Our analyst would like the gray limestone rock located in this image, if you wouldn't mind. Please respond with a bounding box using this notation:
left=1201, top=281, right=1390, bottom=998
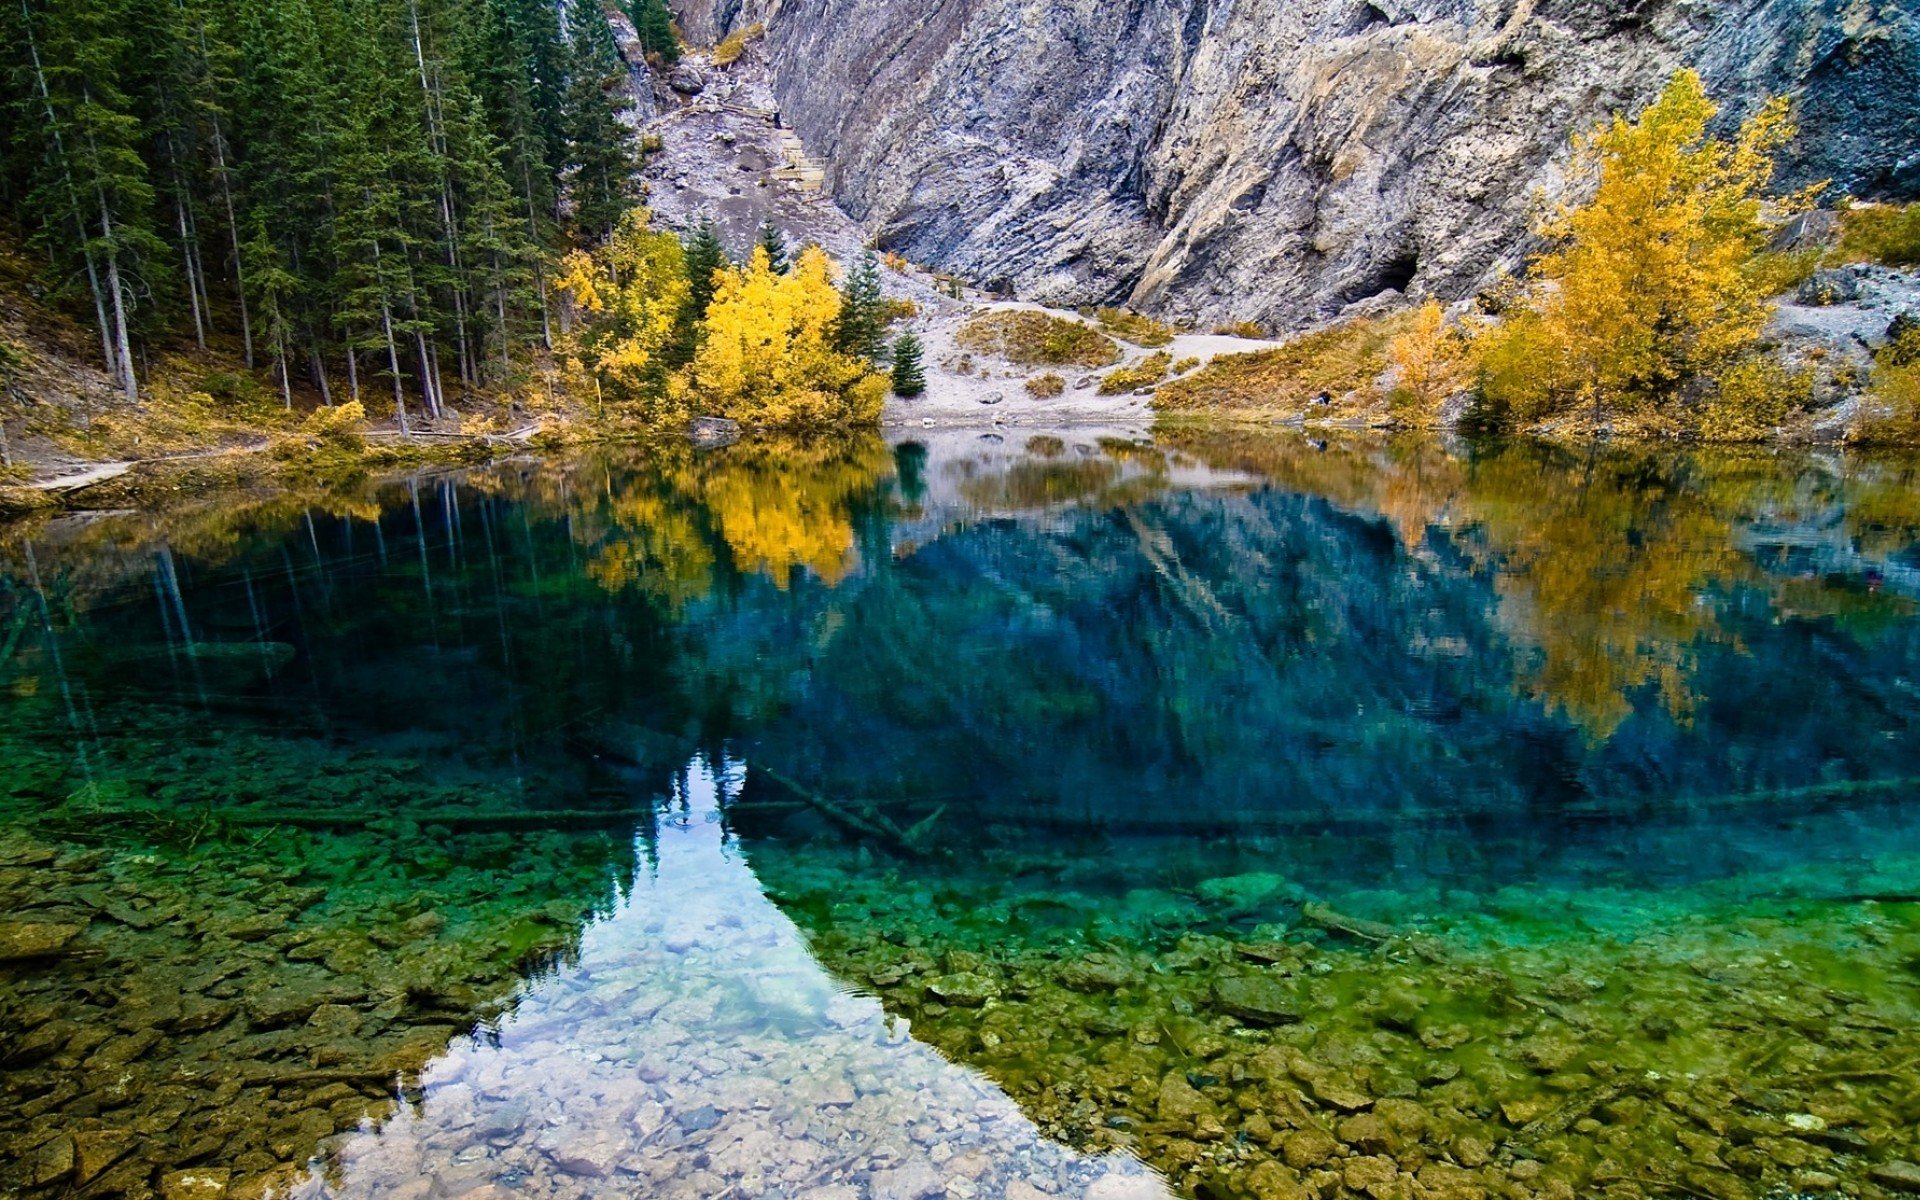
left=674, top=0, right=1918, bottom=331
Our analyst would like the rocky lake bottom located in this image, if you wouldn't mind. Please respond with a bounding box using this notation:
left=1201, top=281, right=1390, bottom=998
left=3, top=431, right=1920, bottom=1200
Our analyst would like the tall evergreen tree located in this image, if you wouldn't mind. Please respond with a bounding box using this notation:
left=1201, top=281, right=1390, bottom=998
left=670, top=214, right=726, bottom=365
left=560, top=4, right=637, bottom=246
left=629, top=0, right=677, bottom=64
left=0, top=0, right=645, bottom=414
left=891, top=330, right=926, bottom=397
left=836, top=247, right=885, bottom=364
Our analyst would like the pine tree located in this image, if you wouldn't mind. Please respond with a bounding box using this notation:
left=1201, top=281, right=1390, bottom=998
left=835, top=247, right=885, bottom=364
left=630, top=0, right=677, bottom=64
left=755, top=217, right=787, bottom=274
left=890, top=330, right=926, bottom=398
left=560, top=3, right=637, bottom=246
left=669, top=214, right=725, bottom=365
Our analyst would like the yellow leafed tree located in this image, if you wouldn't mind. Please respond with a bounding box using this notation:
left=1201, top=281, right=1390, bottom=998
left=689, top=245, right=887, bottom=430
left=1477, top=70, right=1810, bottom=434
left=555, top=208, right=691, bottom=421
left=1386, top=300, right=1475, bottom=427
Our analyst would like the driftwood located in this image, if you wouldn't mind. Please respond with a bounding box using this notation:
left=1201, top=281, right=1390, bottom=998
left=49, top=806, right=650, bottom=834
left=1515, top=1080, right=1635, bottom=1142
left=1301, top=902, right=1397, bottom=942
left=755, top=767, right=934, bottom=857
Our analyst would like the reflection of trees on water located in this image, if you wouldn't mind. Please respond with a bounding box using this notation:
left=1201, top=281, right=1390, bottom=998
left=3, top=432, right=1919, bottom=892
left=1167, top=430, right=1920, bottom=736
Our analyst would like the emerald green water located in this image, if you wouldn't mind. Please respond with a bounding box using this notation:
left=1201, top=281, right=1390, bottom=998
left=3, top=429, right=1919, bottom=1200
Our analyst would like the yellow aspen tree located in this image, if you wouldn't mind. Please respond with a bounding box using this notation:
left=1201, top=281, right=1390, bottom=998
left=1387, top=300, right=1475, bottom=427
left=555, top=208, right=690, bottom=419
left=1478, top=71, right=1812, bottom=433
left=690, top=245, right=887, bottom=429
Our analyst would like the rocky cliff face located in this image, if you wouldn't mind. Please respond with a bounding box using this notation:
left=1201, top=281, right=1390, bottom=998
left=672, top=0, right=1918, bottom=330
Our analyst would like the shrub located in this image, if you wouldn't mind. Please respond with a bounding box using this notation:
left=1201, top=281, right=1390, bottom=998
left=1744, top=248, right=1824, bottom=297
left=1854, top=321, right=1920, bottom=444
left=302, top=400, right=368, bottom=448
left=1832, top=202, right=1920, bottom=267
left=1213, top=321, right=1266, bottom=340
left=711, top=22, right=764, bottom=67
left=1097, top=352, right=1173, bottom=395
left=199, top=369, right=273, bottom=414
left=1025, top=372, right=1066, bottom=398
left=1171, top=357, right=1200, bottom=375
left=1698, top=358, right=1809, bottom=441
left=1157, top=317, right=1396, bottom=414
left=955, top=310, right=1121, bottom=368
left=1094, top=307, right=1174, bottom=348
left=881, top=298, right=919, bottom=323
left=1025, top=435, right=1066, bottom=456
left=1475, top=70, right=1807, bottom=432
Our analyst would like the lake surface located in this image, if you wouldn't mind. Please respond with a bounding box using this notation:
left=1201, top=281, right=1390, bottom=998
left=3, top=428, right=1919, bottom=1200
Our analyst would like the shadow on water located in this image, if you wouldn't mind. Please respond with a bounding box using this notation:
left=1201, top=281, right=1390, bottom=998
left=1, top=428, right=1919, bottom=1198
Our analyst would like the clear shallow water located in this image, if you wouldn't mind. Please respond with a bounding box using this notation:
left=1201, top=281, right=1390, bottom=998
left=2, top=429, right=1919, bottom=1200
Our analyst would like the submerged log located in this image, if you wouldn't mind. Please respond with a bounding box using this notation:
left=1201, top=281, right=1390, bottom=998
left=755, top=767, right=929, bottom=857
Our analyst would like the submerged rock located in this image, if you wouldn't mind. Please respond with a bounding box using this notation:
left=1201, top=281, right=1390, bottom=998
left=925, top=972, right=1000, bottom=1007
left=0, top=921, right=85, bottom=962
left=1873, top=1162, right=1920, bottom=1194
left=1210, top=975, right=1302, bottom=1026
left=1057, top=955, right=1136, bottom=992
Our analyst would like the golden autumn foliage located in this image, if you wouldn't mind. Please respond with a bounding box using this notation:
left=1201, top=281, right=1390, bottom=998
left=558, top=214, right=884, bottom=432
left=1386, top=300, right=1476, bottom=427
left=555, top=209, right=691, bottom=423
left=1476, top=71, right=1811, bottom=435
left=583, top=439, right=894, bottom=601
left=687, top=245, right=887, bottom=431
left=1160, top=428, right=1920, bottom=740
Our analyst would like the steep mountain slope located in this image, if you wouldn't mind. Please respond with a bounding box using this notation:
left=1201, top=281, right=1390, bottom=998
left=673, top=0, right=1919, bottom=330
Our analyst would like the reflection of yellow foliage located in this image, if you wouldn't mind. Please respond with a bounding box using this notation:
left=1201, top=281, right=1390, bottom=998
left=689, top=247, right=887, bottom=431
left=585, top=438, right=894, bottom=599
left=1476, top=71, right=1808, bottom=434
left=1165, top=428, right=1913, bottom=739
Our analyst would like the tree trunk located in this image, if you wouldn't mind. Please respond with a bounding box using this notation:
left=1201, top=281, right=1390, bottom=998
left=22, top=6, right=118, bottom=382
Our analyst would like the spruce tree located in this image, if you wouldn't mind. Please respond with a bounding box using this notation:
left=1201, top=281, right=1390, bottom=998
left=836, top=247, right=885, bottom=364
left=755, top=217, right=787, bottom=274
left=890, top=330, right=926, bottom=397
left=631, top=0, right=678, bottom=64
left=670, top=214, right=725, bottom=365
left=559, top=4, right=636, bottom=246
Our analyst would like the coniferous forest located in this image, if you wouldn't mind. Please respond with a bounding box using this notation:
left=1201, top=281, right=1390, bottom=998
left=1, top=0, right=679, bottom=425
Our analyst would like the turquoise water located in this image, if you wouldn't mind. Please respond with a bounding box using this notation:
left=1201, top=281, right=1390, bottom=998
left=2, top=430, right=1919, bottom=1199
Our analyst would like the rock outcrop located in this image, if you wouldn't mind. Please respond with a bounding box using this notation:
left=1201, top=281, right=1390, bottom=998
left=671, top=0, right=1919, bottom=329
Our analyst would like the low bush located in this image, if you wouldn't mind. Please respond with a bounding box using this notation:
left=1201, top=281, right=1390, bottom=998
left=1698, top=358, right=1811, bottom=442
left=1832, top=202, right=1920, bottom=267
left=711, top=22, right=764, bottom=67
left=1094, top=308, right=1174, bottom=348
left=955, top=311, right=1120, bottom=368
left=1025, top=372, right=1067, bottom=398
left=1213, top=320, right=1267, bottom=340
left=1853, top=320, right=1920, bottom=444
left=1157, top=318, right=1397, bottom=414
left=1098, top=352, right=1172, bottom=395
